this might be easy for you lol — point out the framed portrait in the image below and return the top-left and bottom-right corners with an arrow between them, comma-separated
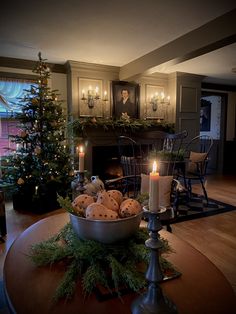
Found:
200,99 -> 211,132
112,81 -> 139,119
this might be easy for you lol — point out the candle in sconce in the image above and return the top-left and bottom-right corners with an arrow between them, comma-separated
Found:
104,90 -> 107,100
78,146 -> 85,172
149,160 -> 160,212
95,86 -> 99,96
82,89 -> 85,98
88,86 -> 92,95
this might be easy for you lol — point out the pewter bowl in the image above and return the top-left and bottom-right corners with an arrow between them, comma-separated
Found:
70,211 -> 143,244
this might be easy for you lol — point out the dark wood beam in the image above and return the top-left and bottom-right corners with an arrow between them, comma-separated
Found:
0,57 -> 67,74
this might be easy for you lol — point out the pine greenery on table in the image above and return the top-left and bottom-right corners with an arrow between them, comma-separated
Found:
29,223 -> 176,301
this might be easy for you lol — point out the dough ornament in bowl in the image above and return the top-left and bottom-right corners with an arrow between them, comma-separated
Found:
68,189 -> 143,244
120,198 -> 142,218
72,194 -> 94,215
96,190 -> 119,212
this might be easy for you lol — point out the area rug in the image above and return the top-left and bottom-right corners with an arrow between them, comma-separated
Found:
174,193 -> 236,223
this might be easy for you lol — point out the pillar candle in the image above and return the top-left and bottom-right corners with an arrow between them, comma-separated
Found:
78,146 -> 85,172
149,160 -> 160,212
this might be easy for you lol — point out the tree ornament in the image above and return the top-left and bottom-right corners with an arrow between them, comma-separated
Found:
20,130 -> 27,138
17,178 -> 25,185
32,98 -> 39,105
41,78 -> 47,85
34,146 -> 41,155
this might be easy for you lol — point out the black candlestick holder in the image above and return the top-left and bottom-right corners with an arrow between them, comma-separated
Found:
131,209 -> 178,314
77,171 -> 86,194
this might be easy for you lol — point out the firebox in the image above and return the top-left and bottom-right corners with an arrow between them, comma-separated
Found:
92,145 -> 123,181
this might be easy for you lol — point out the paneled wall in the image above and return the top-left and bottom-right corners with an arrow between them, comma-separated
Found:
66,60 -> 203,138
1,61 -> 204,139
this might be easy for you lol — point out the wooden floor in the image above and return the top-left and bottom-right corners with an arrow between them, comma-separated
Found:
0,174 -> 236,298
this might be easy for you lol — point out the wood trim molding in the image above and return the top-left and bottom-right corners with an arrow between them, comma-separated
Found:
0,71 -> 37,81
0,57 -> 67,74
66,60 -> 120,74
202,82 -> 236,92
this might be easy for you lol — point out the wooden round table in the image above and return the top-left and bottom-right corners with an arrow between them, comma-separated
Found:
3,213 -> 236,314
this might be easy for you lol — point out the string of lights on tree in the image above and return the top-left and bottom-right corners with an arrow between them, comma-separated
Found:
7,52 -> 72,195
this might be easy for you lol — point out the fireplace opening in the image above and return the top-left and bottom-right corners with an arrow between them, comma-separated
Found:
92,146 -> 123,181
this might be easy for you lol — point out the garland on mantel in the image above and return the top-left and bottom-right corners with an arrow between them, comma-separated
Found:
69,117 -> 175,136
28,223 -> 177,301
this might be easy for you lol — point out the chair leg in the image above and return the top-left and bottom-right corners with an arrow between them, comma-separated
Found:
166,224 -> 172,233
186,179 -> 192,201
200,177 -> 209,205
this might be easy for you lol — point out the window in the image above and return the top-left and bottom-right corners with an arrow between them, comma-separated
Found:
0,79 -> 33,156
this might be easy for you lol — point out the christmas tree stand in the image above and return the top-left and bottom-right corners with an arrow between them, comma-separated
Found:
12,181 -> 65,213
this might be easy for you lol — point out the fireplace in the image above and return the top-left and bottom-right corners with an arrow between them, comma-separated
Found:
92,145 -> 123,181
80,125 -> 164,182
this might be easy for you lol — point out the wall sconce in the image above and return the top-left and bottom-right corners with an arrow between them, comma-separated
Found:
81,86 -> 108,110
149,92 -> 170,111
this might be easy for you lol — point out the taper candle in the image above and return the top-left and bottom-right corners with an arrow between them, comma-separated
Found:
78,146 -> 85,172
149,160 -> 160,212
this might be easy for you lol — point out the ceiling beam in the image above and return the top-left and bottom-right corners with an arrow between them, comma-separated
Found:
119,9 -> 236,80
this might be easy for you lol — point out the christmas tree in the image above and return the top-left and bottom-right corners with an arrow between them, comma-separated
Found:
7,52 -> 73,212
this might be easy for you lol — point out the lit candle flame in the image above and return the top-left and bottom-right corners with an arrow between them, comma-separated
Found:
152,160 -> 157,173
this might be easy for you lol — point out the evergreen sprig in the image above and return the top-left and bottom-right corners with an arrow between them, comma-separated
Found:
70,116 -> 175,137
29,223 -> 178,301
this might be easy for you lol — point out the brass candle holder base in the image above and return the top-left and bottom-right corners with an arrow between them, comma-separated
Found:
131,209 -> 178,314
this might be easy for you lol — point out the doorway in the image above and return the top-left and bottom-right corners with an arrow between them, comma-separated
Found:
201,91 -> 227,174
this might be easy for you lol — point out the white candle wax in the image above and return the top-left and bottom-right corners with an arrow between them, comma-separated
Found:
78,146 -> 85,172
149,160 -> 160,212
104,90 -> 107,100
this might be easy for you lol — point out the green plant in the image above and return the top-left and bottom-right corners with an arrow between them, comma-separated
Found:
148,149 -> 184,162
70,116 -> 175,136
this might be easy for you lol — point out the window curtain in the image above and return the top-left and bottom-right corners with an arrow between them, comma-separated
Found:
0,79 -> 33,112
0,79 -> 33,155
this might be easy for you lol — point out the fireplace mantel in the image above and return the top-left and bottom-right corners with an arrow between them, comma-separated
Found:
71,117 -> 174,137
75,122 -> 174,179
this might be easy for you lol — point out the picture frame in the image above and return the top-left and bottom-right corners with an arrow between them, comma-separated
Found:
112,81 -> 139,119
79,78 -> 103,117
145,84 -> 165,119
200,99 -> 211,132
